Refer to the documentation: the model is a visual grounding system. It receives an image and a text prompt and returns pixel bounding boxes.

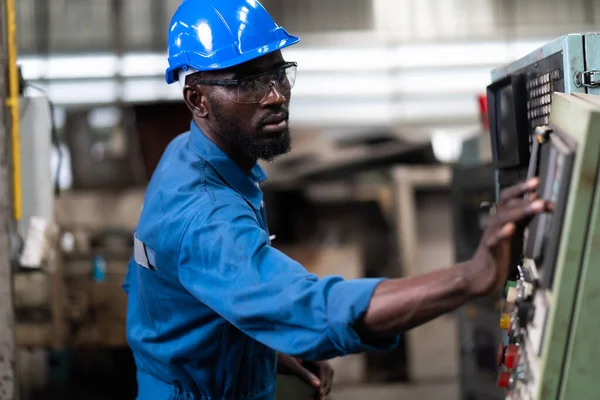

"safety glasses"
[190,62,298,104]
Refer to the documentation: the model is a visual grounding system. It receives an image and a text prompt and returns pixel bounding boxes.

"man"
[124,1,547,399]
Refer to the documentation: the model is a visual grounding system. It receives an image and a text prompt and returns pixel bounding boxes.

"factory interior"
[2,0,600,399]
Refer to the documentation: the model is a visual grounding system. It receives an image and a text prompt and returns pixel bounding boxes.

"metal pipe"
[6,0,21,221]
[0,0,17,396]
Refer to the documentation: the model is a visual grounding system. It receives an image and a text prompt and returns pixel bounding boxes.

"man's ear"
[183,85,210,119]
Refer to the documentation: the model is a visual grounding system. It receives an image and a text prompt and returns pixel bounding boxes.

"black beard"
[228,129,292,162]
[211,106,292,162]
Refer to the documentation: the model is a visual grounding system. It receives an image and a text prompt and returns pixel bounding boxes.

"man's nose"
[260,81,286,107]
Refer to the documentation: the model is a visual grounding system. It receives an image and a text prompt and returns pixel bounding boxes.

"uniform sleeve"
[178,201,400,361]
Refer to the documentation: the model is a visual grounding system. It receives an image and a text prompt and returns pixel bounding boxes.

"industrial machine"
[487,33,600,194]
[487,33,600,400]
[497,92,600,400]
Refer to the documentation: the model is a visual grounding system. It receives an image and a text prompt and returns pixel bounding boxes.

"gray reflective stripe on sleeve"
[133,234,157,271]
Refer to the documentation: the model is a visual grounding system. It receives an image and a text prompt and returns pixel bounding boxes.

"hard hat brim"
[165,34,300,85]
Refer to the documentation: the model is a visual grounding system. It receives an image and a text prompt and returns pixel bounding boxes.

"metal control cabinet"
[496,93,600,400]
[487,33,600,400]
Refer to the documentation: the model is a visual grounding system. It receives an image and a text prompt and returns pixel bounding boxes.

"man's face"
[189,51,294,162]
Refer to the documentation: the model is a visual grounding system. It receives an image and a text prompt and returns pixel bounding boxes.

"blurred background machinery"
[2,0,600,399]
[451,162,504,400]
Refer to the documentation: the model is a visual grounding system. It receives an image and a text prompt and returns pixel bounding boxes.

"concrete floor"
[331,382,460,400]
[276,376,460,400]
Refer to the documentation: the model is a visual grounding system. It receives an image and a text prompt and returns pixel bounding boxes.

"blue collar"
[188,121,267,210]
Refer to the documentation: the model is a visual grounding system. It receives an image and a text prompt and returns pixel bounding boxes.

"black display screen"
[487,74,530,170]
[497,85,519,165]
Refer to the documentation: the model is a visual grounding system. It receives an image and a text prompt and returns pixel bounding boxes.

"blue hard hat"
[165,0,301,84]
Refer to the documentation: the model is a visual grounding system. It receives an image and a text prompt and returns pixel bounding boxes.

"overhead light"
[431,130,463,163]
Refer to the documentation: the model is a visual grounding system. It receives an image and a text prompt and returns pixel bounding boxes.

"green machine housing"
[486,33,600,400]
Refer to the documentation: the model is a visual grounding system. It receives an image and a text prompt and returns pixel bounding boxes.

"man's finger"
[498,178,539,205]
[323,365,334,395]
[294,365,321,388]
[485,222,515,248]
[505,196,530,207]
[483,198,537,242]
[282,357,321,388]
[497,199,545,226]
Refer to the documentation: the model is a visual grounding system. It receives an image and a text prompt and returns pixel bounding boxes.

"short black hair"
[185,65,239,86]
[185,70,207,86]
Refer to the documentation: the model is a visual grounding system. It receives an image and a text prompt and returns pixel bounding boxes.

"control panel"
[486,33,600,400]
[492,92,600,400]
[494,123,575,399]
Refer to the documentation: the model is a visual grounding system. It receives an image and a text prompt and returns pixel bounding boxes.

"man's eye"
[241,80,266,91]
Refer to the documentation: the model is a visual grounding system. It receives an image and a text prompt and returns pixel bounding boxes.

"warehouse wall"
[374,0,597,42]
[15,0,600,140]
[17,0,598,54]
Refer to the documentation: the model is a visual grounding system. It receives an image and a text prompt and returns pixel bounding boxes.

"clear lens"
[229,64,297,104]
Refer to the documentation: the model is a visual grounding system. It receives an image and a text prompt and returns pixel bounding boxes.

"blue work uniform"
[124,121,399,400]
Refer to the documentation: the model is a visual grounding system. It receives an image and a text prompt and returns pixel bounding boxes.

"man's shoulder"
[160,130,190,160]
[139,163,251,239]
[138,130,255,239]
[183,191,256,237]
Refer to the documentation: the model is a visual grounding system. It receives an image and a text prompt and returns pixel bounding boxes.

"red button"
[498,371,512,388]
[497,344,505,367]
[505,344,520,369]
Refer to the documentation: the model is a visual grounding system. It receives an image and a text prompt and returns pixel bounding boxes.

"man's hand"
[277,353,334,399]
[353,178,547,340]
[466,177,546,296]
